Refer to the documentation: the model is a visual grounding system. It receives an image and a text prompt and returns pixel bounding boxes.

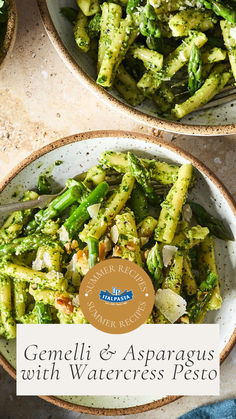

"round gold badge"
[79,259,155,334]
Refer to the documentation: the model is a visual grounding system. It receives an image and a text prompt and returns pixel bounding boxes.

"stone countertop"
[0,0,235,418]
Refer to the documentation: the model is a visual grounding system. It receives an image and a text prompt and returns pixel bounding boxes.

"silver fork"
[199,84,236,110]
[172,78,236,110]
[0,170,92,214]
[0,188,67,214]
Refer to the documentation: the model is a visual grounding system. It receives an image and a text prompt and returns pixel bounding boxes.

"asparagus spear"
[26,184,85,234]
[0,234,58,256]
[139,3,162,50]
[34,302,53,324]
[146,243,163,290]
[128,152,158,205]
[88,237,99,268]
[69,203,78,216]
[130,184,149,224]
[189,201,234,241]
[126,0,144,14]
[140,3,161,38]
[188,44,202,95]
[66,178,90,198]
[62,181,109,239]
[35,185,83,225]
[199,0,236,24]
[188,271,217,323]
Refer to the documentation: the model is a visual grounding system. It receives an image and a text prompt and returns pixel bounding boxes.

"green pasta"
[60,0,235,118]
[0,150,232,339]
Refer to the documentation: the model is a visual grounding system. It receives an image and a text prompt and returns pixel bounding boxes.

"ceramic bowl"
[37,0,236,136]
[0,0,17,68]
[0,131,235,414]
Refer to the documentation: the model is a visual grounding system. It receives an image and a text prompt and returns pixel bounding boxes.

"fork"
[0,170,171,215]
[172,78,236,110]
[0,188,67,214]
[0,170,90,214]
[199,83,236,110]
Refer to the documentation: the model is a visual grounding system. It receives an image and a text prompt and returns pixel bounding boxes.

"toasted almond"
[71,240,79,250]
[65,242,72,254]
[144,249,150,260]
[99,241,106,261]
[113,245,122,257]
[126,241,135,251]
[55,297,73,314]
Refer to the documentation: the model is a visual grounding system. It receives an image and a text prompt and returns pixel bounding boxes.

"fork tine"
[198,93,236,110]
[213,87,236,100]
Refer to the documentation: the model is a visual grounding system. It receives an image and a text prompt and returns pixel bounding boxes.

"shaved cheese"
[65,255,77,277]
[32,257,44,271]
[111,225,119,244]
[140,236,149,247]
[103,237,112,252]
[46,270,63,280]
[72,295,80,307]
[162,245,177,267]
[77,251,89,276]
[182,204,192,223]
[230,27,236,41]
[59,225,70,243]
[32,251,50,271]
[155,289,187,323]
[65,254,81,285]
[87,203,101,219]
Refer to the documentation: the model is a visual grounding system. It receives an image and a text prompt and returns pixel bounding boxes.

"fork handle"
[0,196,54,214]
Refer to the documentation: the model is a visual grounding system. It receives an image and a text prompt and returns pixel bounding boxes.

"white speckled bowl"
[0,0,17,68]
[0,131,235,415]
[37,0,236,136]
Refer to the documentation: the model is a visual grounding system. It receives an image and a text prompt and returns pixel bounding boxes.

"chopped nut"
[113,245,122,257]
[65,242,72,254]
[99,241,106,261]
[144,249,150,260]
[179,315,190,324]
[126,241,135,251]
[71,240,78,250]
[55,297,73,314]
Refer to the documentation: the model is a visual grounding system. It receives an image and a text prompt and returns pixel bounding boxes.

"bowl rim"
[36,0,236,137]
[0,0,17,68]
[0,130,235,415]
